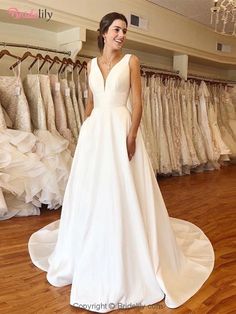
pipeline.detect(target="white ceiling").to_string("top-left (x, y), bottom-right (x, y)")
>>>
top-left (146, 0), bottom-right (235, 34)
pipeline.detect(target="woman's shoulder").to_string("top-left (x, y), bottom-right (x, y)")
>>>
top-left (126, 53), bottom-right (139, 62)
top-left (87, 57), bottom-right (98, 65)
top-left (128, 54), bottom-right (140, 69)
top-left (87, 58), bottom-right (96, 74)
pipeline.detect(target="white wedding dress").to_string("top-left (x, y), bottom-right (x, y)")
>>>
top-left (28, 54), bottom-right (215, 312)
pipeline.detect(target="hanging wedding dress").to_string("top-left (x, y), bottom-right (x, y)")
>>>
top-left (176, 86), bottom-right (192, 174)
top-left (150, 77), bottom-right (161, 174)
top-left (0, 69), bottom-right (68, 218)
top-left (75, 70), bottom-right (86, 123)
top-left (162, 83), bottom-right (180, 173)
top-left (60, 77), bottom-right (78, 141)
top-left (49, 74), bottom-right (75, 153)
top-left (168, 79), bottom-right (182, 175)
top-left (207, 86), bottom-right (231, 161)
top-left (0, 71), bottom-right (32, 132)
top-left (190, 82), bottom-right (208, 168)
top-left (217, 85), bottom-right (236, 158)
top-left (68, 72), bottom-right (82, 133)
top-left (28, 54), bottom-right (214, 312)
top-left (223, 86), bottom-right (236, 139)
top-left (0, 101), bottom-right (49, 219)
top-left (180, 83), bottom-right (200, 169)
top-left (198, 81), bottom-right (220, 170)
top-left (23, 74), bottom-right (72, 209)
top-left (140, 77), bottom-right (159, 172)
top-left (156, 78), bottom-right (172, 174)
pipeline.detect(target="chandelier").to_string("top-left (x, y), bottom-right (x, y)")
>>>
top-left (210, 0), bottom-right (236, 36)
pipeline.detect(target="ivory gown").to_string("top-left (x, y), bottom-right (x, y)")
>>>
top-left (28, 54), bottom-right (215, 312)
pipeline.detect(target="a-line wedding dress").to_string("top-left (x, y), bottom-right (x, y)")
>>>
top-left (28, 54), bottom-right (215, 313)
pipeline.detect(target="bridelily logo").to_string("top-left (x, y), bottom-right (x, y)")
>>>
top-left (8, 7), bottom-right (53, 22)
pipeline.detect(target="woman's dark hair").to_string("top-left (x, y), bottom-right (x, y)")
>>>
top-left (97, 12), bottom-right (128, 51)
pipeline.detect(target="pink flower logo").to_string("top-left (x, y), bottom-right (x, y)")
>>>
top-left (8, 7), bottom-right (39, 19)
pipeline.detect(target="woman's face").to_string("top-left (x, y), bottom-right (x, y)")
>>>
top-left (103, 19), bottom-right (127, 50)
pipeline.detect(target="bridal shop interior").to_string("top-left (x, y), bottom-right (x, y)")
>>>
top-left (0, 0), bottom-right (236, 313)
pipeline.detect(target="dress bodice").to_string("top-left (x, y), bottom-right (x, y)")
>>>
top-left (23, 74), bottom-right (47, 131)
top-left (89, 54), bottom-right (131, 108)
top-left (0, 76), bottom-right (32, 132)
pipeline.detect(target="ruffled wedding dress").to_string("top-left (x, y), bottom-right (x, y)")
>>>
top-left (28, 54), bottom-right (215, 312)
top-left (0, 101), bottom-right (47, 219)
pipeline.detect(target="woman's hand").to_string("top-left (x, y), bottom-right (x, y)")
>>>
top-left (126, 134), bottom-right (136, 161)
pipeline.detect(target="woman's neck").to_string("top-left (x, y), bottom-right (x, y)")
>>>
top-left (101, 47), bottom-right (122, 62)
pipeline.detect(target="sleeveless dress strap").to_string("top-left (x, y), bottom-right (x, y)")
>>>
top-left (124, 54), bottom-right (132, 64)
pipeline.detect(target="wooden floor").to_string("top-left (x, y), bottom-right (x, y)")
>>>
top-left (1, 164), bottom-right (236, 314)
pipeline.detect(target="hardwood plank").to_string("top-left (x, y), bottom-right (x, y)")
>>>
top-left (0, 165), bottom-right (236, 313)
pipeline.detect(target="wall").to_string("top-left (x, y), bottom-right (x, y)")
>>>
top-left (0, 0), bottom-right (236, 80)
top-left (81, 33), bottom-right (234, 81)
top-left (25, 0), bottom-right (236, 61)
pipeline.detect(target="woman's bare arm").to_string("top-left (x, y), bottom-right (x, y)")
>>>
top-left (84, 60), bottom-right (94, 119)
top-left (126, 55), bottom-right (142, 160)
top-left (128, 54), bottom-right (142, 139)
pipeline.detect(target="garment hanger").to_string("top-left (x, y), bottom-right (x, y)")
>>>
top-left (38, 54), bottom-right (54, 71)
top-left (78, 61), bottom-right (87, 75)
top-left (58, 57), bottom-right (74, 73)
top-left (10, 51), bottom-right (32, 69)
top-left (28, 53), bottom-right (46, 70)
top-left (10, 51), bottom-right (40, 70)
top-left (49, 56), bottom-right (64, 71)
top-left (73, 59), bottom-right (82, 71)
top-left (0, 49), bottom-right (19, 60)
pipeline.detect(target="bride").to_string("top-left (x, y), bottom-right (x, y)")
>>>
top-left (28, 12), bottom-right (215, 313)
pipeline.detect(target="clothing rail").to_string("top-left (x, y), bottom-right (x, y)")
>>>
top-left (77, 55), bottom-right (236, 85)
top-left (188, 73), bottom-right (236, 85)
top-left (0, 42), bottom-right (71, 56)
top-left (77, 53), bottom-right (94, 59)
top-left (77, 55), bottom-right (181, 77)
top-left (141, 64), bottom-right (180, 76)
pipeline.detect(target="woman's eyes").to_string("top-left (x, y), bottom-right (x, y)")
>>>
top-left (114, 28), bottom-right (127, 34)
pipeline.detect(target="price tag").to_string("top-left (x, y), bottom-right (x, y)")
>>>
top-left (55, 82), bottom-right (60, 91)
top-left (83, 89), bottom-right (88, 98)
top-left (65, 88), bottom-right (70, 97)
top-left (15, 86), bottom-right (21, 96)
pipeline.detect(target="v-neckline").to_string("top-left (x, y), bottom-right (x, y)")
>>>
top-left (96, 54), bottom-right (127, 91)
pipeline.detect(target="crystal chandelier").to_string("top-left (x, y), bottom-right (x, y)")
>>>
top-left (210, 0), bottom-right (236, 36)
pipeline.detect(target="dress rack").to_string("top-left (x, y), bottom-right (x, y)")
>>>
top-left (187, 73), bottom-right (236, 85)
top-left (0, 44), bottom-right (87, 72)
top-left (1, 47), bottom-right (235, 84)
top-left (77, 53), bottom-right (94, 59)
top-left (76, 54), bottom-right (180, 77)
top-left (140, 64), bottom-right (180, 77)
top-left (0, 42), bottom-right (71, 56)
top-left (77, 56), bottom-right (236, 84)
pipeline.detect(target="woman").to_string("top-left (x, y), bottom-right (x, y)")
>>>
top-left (28, 12), bottom-right (215, 312)
top-left (85, 13), bottom-right (141, 162)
